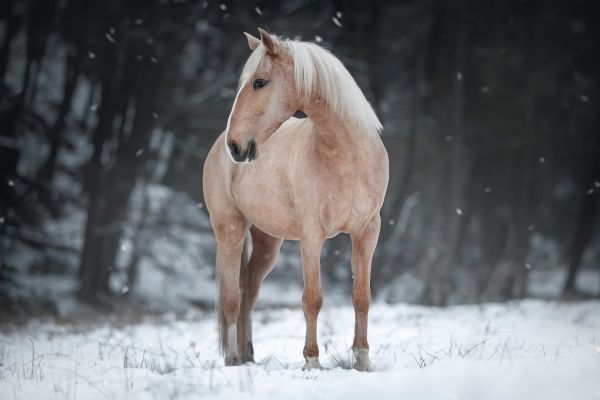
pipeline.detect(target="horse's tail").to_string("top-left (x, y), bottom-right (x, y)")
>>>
top-left (217, 235), bottom-right (250, 355)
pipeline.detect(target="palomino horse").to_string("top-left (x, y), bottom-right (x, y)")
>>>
top-left (203, 28), bottom-right (388, 371)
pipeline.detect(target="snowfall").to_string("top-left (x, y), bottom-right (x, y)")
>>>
top-left (0, 299), bottom-right (599, 400)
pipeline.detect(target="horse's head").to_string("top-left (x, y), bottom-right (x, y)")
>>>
top-left (225, 29), bottom-right (297, 163)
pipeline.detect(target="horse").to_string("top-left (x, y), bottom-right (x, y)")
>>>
top-left (202, 28), bottom-right (388, 371)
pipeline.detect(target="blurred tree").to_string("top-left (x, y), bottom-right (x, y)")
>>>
top-left (1, 0), bottom-right (599, 309)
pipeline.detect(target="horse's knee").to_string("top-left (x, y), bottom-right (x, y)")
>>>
top-left (302, 289), bottom-right (323, 316)
top-left (213, 215), bottom-right (246, 248)
top-left (222, 288), bottom-right (241, 325)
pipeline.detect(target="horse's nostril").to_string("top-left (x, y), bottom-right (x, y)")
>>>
top-left (228, 141), bottom-right (240, 156)
top-left (247, 140), bottom-right (257, 161)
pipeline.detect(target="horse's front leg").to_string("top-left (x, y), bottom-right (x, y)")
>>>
top-left (214, 215), bottom-right (246, 366)
top-left (350, 215), bottom-right (380, 371)
top-left (300, 234), bottom-right (325, 370)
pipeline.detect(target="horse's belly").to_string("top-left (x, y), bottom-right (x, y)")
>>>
top-left (251, 217), bottom-right (301, 241)
top-left (240, 203), bottom-right (302, 240)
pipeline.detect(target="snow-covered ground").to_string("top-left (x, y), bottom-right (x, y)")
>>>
top-left (1, 300), bottom-right (599, 400)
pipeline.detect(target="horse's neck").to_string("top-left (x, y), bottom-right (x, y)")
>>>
top-left (303, 99), bottom-right (363, 157)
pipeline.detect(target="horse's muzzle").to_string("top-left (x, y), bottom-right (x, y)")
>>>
top-left (228, 139), bottom-right (257, 163)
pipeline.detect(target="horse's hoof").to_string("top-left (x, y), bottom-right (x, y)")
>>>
top-left (225, 355), bottom-right (242, 366)
top-left (240, 342), bottom-right (255, 364)
top-left (353, 360), bottom-right (373, 372)
top-left (302, 357), bottom-right (323, 370)
top-left (353, 348), bottom-right (373, 372)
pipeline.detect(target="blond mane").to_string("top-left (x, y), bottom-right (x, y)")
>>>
top-left (239, 36), bottom-right (383, 136)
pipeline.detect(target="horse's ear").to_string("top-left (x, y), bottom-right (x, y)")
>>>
top-left (244, 32), bottom-right (261, 51)
top-left (258, 28), bottom-right (279, 55)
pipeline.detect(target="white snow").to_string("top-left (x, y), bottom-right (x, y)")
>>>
top-left (1, 300), bottom-right (599, 400)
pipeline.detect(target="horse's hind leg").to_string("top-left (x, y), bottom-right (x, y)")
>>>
top-left (238, 226), bottom-right (283, 362)
top-left (350, 215), bottom-right (380, 371)
top-left (214, 212), bottom-right (247, 366)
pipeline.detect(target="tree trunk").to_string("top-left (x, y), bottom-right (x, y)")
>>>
top-left (78, 82), bottom-right (119, 299)
top-left (423, 0), bottom-right (468, 305)
top-left (563, 136), bottom-right (600, 297)
top-left (40, 49), bottom-right (82, 184)
top-left (0, 0), bottom-right (19, 93)
top-left (483, 3), bottom-right (537, 301)
top-left (78, 43), bottom-right (162, 300)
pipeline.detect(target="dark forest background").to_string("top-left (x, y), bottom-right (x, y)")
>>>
top-left (1, 0), bottom-right (599, 321)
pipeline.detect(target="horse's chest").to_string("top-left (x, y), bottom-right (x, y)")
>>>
top-left (234, 166), bottom-right (302, 239)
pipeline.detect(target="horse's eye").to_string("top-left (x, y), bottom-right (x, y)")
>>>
top-left (253, 79), bottom-right (268, 90)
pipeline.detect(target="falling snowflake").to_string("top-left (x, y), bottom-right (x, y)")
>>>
top-left (332, 16), bottom-right (342, 28)
top-left (196, 202), bottom-right (204, 209)
top-left (136, 54), bottom-right (143, 60)
top-left (336, 11), bottom-right (343, 19)
top-left (315, 35), bottom-right (323, 43)
top-left (445, 135), bottom-right (453, 142)
top-left (580, 94), bottom-right (589, 102)
top-left (105, 32), bottom-right (115, 43)
top-left (219, 3), bottom-right (227, 10)
top-left (150, 57), bottom-right (158, 63)
top-left (254, 6), bottom-right (262, 16)
top-left (152, 112), bottom-right (159, 119)
top-left (594, 181), bottom-right (600, 188)
top-left (146, 37), bottom-right (154, 44)
top-left (525, 263), bottom-right (531, 269)
top-left (121, 286), bottom-right (130, 295)
top-left (484, 187), bottom-right (492, 193)
top-left (456, 208), bottom-right (463, 216)
top-left (0, 216), bottom-right (4, 224)
top-left (539, 157), bottom-right (546, 163)
top-left (135, 149), bottom-right (144, 157)
top-left (88, 51), bottom-right (96, 59)
top-left (90, 104), bottom-right (98, 111)
top-left (134, 19), bottom-right (143, 25)
top-left (8, 180), bottom-right (14, 187)
top-left (481, 86), bottom-right (490, 93)
top-left (528, 224), bottom-right (535, 231)
top-left (388, 219), bottom-right (395, 226)
top-left (456, 72), bottom-right (463, 81)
